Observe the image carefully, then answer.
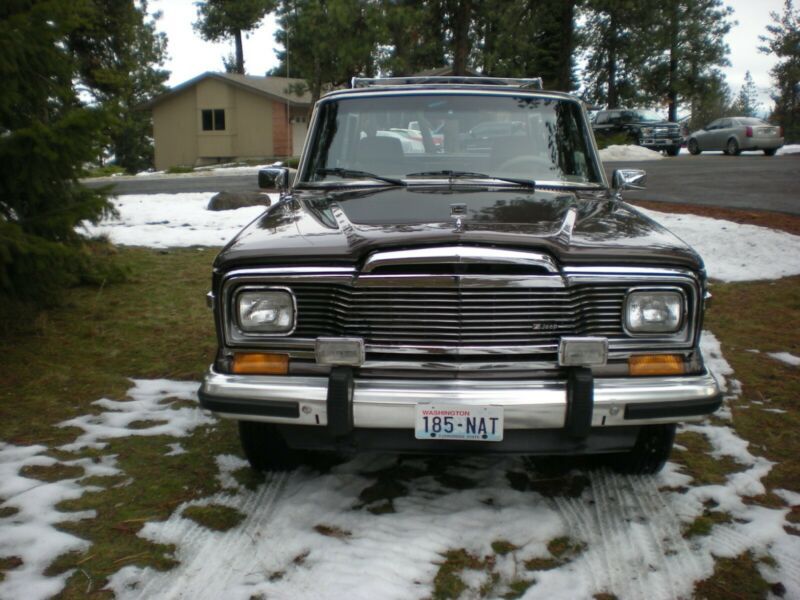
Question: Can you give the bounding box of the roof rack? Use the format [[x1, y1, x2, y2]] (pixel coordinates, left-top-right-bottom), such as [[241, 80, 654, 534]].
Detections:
[[350, 76, 543, 90]]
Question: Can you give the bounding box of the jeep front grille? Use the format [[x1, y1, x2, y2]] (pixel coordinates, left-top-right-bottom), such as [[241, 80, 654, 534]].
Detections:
[[290, 284, 627, 348]]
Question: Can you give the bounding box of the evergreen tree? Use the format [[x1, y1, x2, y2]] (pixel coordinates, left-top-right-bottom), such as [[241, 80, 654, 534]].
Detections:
[[580, 0, 654, 108], [642, 0, 734, 122], [479, 0, 579, 90], [377, 1, 446, 76], [0, 1, 113, 302], [194, 0, 275, 74], [271, 0, 382, 105], [732, 70, 761, 116], [759, 0, 800, 141], [70, 0, 169, 173], [687, 70, 732, 130]]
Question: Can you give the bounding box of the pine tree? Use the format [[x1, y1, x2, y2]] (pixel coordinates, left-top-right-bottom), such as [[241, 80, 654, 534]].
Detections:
[[732, 71, 761, 117], [271, 0, 381, 105], [580, 0, 655, 108], [759, 0, 800, 141], [70, 0, 169, 173], [642, 0, 734, 122], [687, 70, 732, 131], [0, 1, 113, 302], [194, 0, 276, 75]]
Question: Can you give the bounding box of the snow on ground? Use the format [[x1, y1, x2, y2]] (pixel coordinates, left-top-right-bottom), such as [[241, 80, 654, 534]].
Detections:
[[80, 193, 276, 249], [599, 145, 664, 161], [639, 207, 800, 282], [69, 339, 800, 599], [80, 191, 800, 284], [0, 445, 118, 600], [768, 352, 800, 367], [778, 144, 800, 155], [2, 334, 797, 599]]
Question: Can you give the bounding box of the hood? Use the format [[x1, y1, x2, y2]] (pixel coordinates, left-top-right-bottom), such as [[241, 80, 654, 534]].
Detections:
[[215, 186, 703, 272]]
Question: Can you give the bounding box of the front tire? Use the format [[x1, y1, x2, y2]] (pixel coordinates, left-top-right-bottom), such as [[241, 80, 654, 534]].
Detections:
[[726, 138, 741, 156], [688, 139, 701, 155], [607, 424, 676, 475], [666, 146, 681, 157], [238, 421, 304, 472]]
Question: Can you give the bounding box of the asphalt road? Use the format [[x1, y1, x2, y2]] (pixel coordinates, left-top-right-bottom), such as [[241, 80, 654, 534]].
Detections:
[[604, 154, 800, 215], [86, 153, 800, 215]]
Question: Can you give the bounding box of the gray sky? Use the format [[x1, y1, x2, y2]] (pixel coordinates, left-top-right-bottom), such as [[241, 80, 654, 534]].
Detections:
[[153, 0, 784, 109]]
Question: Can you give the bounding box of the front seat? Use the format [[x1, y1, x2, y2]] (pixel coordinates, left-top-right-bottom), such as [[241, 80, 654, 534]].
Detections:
[[355, 135, 404, 174]]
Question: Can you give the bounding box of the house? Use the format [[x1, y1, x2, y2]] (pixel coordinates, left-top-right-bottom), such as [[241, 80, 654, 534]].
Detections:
[[146, 72, 312, 171]]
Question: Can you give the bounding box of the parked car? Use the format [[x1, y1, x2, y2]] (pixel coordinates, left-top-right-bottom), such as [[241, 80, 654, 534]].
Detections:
[[199, 76, 720, 475], [592, 108, 683, 156], [687, 117, 784, 156]]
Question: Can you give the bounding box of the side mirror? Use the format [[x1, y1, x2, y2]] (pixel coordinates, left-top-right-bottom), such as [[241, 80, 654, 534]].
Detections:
[[258, 167, 290, 191], [612, 168, 647, 192]]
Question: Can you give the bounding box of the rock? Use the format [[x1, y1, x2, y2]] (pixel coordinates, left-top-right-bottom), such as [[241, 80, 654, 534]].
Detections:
[[207, 191, 271, 211]]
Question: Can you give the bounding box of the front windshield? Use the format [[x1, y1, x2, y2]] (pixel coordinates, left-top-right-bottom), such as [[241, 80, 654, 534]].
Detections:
[[302, 93, 602, 186], [623, 110, 663, 123]]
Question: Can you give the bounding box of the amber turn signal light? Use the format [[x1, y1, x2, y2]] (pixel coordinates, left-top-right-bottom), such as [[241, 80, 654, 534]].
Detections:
[[232, 352, 289, 375], [628, 354, 685, 376]]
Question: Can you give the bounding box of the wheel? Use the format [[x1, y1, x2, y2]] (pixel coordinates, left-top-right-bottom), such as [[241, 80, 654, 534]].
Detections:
[[238, 421, 304, 471], [726, 138, 740, 156], [688, 139, 701, 155], [764, 148, 777, 156], [665, 146, 680, 157], [606, 424, 676, 475]]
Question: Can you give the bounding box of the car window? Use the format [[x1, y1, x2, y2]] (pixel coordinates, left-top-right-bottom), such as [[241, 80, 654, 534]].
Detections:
[[737, 117, 768, 126], [595, 112, 608, 125], [705, 119, 721, 130], [719, 119, 732, 129], [303, 93, 603, 185]]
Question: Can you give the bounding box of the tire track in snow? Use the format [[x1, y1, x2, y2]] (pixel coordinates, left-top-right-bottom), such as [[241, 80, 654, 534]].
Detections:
[[124, 471, 290, 599], [554, 469, 703, 600]]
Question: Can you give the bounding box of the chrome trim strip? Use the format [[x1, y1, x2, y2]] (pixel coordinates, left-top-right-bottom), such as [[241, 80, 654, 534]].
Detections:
[[201, 368, 720, 428], [354, 274, 565, 288], [362, 246, 559, 273]]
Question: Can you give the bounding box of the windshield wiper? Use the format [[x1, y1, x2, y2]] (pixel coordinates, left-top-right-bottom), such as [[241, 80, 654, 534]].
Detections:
[[316, 167, 406, 186], [405, 170, 536, 189]]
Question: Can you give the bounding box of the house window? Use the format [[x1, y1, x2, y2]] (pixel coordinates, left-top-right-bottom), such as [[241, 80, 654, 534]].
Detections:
[[201, 109, 226, 131]]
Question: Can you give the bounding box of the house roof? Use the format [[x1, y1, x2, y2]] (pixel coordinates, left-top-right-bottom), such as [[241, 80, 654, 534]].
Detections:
[[144, 72, 312, 109]]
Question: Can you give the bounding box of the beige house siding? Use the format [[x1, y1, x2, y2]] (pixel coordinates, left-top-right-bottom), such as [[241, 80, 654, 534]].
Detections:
[[233, 88, 273, 159], [152, 88, 197, 170], [196, 78, 235, 163]]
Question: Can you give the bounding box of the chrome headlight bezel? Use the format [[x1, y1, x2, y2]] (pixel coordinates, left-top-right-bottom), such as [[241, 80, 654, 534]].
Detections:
[[232, 286, 297, 337], [623, 287, 686, 335]]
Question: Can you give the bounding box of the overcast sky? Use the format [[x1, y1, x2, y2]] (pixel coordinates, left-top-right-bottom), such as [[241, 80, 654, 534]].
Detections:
[[152, 0, 785, 109]]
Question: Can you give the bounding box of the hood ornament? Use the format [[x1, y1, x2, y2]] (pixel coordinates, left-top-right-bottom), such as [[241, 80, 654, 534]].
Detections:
[[450, 203, 467, 232]]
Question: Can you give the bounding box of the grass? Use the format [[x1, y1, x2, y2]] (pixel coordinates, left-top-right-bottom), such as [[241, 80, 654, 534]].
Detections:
[[182, 504, 245, 532], [0, 247, 798, 596], [165, 165, 195, 174]]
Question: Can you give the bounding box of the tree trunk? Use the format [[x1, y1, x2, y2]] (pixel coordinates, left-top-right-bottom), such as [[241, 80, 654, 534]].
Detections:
[[452, 0, 471, 75], [234, 28, 245, 74], [556, 0, 576, 91], [607, 11, 618, 108], [667, 5, 679, 122]]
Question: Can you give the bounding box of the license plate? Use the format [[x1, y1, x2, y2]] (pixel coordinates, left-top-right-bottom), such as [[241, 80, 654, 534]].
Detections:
[[414, 404, 504, 441]]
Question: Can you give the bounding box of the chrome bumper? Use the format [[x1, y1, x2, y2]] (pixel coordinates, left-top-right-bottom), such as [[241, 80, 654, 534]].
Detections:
[[199, 367, 721, 429]]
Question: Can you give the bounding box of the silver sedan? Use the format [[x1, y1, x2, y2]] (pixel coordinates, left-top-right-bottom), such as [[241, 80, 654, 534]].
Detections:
[[687, 117, 784, 156]]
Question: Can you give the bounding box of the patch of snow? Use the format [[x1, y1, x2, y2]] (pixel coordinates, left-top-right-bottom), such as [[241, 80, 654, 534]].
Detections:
[[0, 444, 118, 600], [165, 443, 187, 457], [80, 193, 277, 249], [762, 408, 788, 414], [599, 144, 665, 161], [767, 352, 800, 367], [639, 207, 800, 282], [58, 379, 216, 451], [777, 144, 800, 155]]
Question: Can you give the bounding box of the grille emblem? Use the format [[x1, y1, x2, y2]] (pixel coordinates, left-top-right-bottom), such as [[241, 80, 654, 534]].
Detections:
[[532, 323, 560, 331], [451, 203, 466, 232]]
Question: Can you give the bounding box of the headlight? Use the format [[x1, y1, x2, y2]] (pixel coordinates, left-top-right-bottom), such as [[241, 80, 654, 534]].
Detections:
[[624, 290, 684, 334], [640, 127, 653, 136], [236, 288, 296, 334]]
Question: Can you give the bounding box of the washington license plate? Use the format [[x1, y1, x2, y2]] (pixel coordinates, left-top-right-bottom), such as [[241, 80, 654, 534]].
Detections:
[[414, 404, 504, 442]]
